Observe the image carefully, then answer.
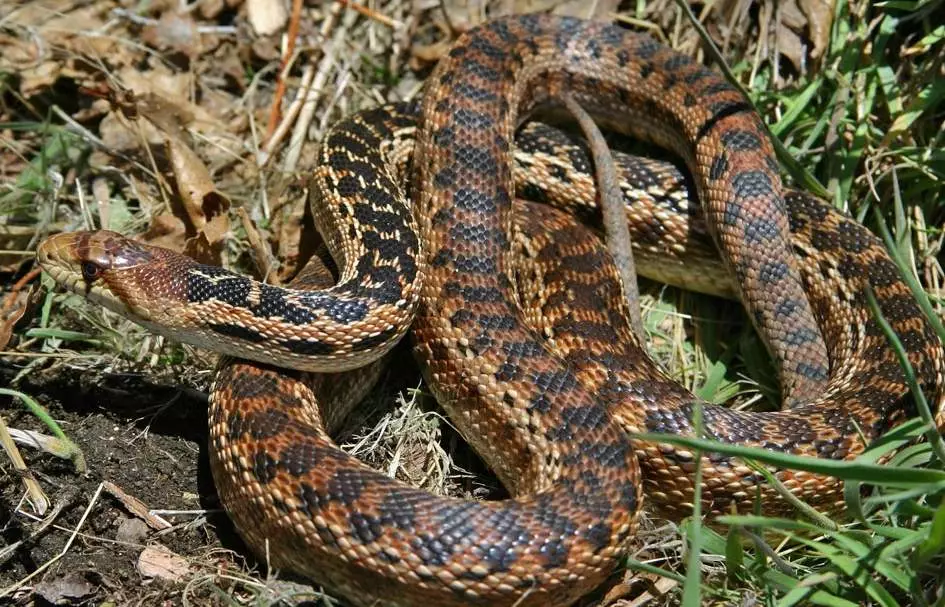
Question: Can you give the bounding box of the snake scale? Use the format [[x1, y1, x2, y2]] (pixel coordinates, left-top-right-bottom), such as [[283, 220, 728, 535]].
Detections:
[[36, 14, 945, 607]]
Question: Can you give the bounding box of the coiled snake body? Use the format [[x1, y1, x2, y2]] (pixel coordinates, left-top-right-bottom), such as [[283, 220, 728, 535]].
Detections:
[[37, 14, 945, 607]]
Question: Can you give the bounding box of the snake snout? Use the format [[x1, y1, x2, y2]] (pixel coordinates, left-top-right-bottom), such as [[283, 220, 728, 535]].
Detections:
[[38, 231, 158, 276]]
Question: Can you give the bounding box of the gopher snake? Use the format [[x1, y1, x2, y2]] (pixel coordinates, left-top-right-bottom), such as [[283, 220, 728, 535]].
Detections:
[[36, 14, 944, 607]]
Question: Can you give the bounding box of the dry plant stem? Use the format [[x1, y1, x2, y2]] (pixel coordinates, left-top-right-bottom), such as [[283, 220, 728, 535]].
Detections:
[[337, 0, 403, 28], [559, 93, 645, 338], [284, 11, 353, 172], [258, 3, 342, 167], [0, 415, 48, 515], [0, 488, 76, 566], [237, 207, 277, 284], [102, 481, 172, 530], [258, 63, 315, 169], [0, 482, 104, 598], [264, 0, 305, 141]]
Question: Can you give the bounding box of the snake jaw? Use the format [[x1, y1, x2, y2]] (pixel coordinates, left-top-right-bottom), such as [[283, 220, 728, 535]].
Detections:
[[36, 230, 162, 322]]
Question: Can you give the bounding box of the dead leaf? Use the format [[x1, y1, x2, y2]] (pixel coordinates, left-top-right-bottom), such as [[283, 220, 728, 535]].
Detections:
[[0, 268, 41, 351], [775, 0, 834, 70], [440, 0, 490, 32], [270, 177, 311, 284], [197, 0, 226, 20], [141, 214, 188, 252], [116, 517, 151, 545], [238, 207, 277, 283], [138, 545, 191, 582], [410, 20, 453, 67], [138, 92, 194, 142], [142, 11, 203, 57], [116, 64, 225, 134], [184, 212, 228, 265], [798, 0, 834, 60], [776, 22, 806, 73], [165, 135, 231, 237], [19, 61, 62, 98], [97, 110, 145, 154]]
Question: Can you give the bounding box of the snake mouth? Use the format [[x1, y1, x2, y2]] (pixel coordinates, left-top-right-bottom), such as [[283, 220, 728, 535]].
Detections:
[[36, 237, 86, 295], [36, 232, 151, 322]]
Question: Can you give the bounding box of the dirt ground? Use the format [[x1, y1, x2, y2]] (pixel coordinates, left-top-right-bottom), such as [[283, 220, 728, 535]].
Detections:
[[0, 0, 848, 604]]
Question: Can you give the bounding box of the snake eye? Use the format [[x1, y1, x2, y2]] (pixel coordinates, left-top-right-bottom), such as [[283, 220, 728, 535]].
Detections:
[[81, 261, 102, 282]]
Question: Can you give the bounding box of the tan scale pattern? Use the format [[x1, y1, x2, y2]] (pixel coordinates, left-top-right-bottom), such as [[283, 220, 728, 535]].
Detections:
[[36, 14, 945, 607]]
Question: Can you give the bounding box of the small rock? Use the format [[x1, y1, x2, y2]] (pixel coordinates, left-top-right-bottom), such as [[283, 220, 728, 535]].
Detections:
[[34, 571, 98, 604], [116, 517, 150, 544]]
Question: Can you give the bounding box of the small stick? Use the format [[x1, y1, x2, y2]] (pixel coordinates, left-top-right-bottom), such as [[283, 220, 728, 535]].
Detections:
[[258, 3, 342, 167], [102, 481, 172, 530], [337, 0, 402, 28], [264, 0, 305, 142]]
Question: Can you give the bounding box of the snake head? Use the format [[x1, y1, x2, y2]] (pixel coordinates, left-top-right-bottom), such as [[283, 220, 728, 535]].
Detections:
[[36, 230, 186, 323]]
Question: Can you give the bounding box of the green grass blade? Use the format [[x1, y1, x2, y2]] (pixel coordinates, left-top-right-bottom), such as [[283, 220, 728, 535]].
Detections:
[[631, 432, 945, 485], [681, 401, 704, 607], [865, 287, 945, 465]]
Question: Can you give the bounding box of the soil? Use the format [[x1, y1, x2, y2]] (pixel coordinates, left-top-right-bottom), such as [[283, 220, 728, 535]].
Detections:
[[1, 355, 264, 604]]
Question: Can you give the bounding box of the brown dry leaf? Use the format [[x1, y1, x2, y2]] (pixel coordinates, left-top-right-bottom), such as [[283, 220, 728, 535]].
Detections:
[[246, 0, 288, 36], [127, 87, 230, 243], [22, 0, 106, 31], [137, 91, 194, 142], [142, 10, 203, 58], [237, 207, 276, 283], [776, 0, 834, 70], [18, 61, 64, 98], [269, 177, 310, 284], [798, 0, 834, 60], [165, 136, 230, 236], [410, 17, 453, 67], [34, 571, 98, 604], [116, 64, 225, 135], [183, 219, 226, 266], [137, 545, 191, 582], [3, 1, 117, 97], [251, 36, 283, 62], [776, 22, 806, 73], [439, 0, 490, 32], [97, 110, 145, 154], [197, 0, 226, 20], [0, 305, 23, 352], [0, 271, 40, 351], [141, 213, 188, 252], [0, 32, 38, 70]]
